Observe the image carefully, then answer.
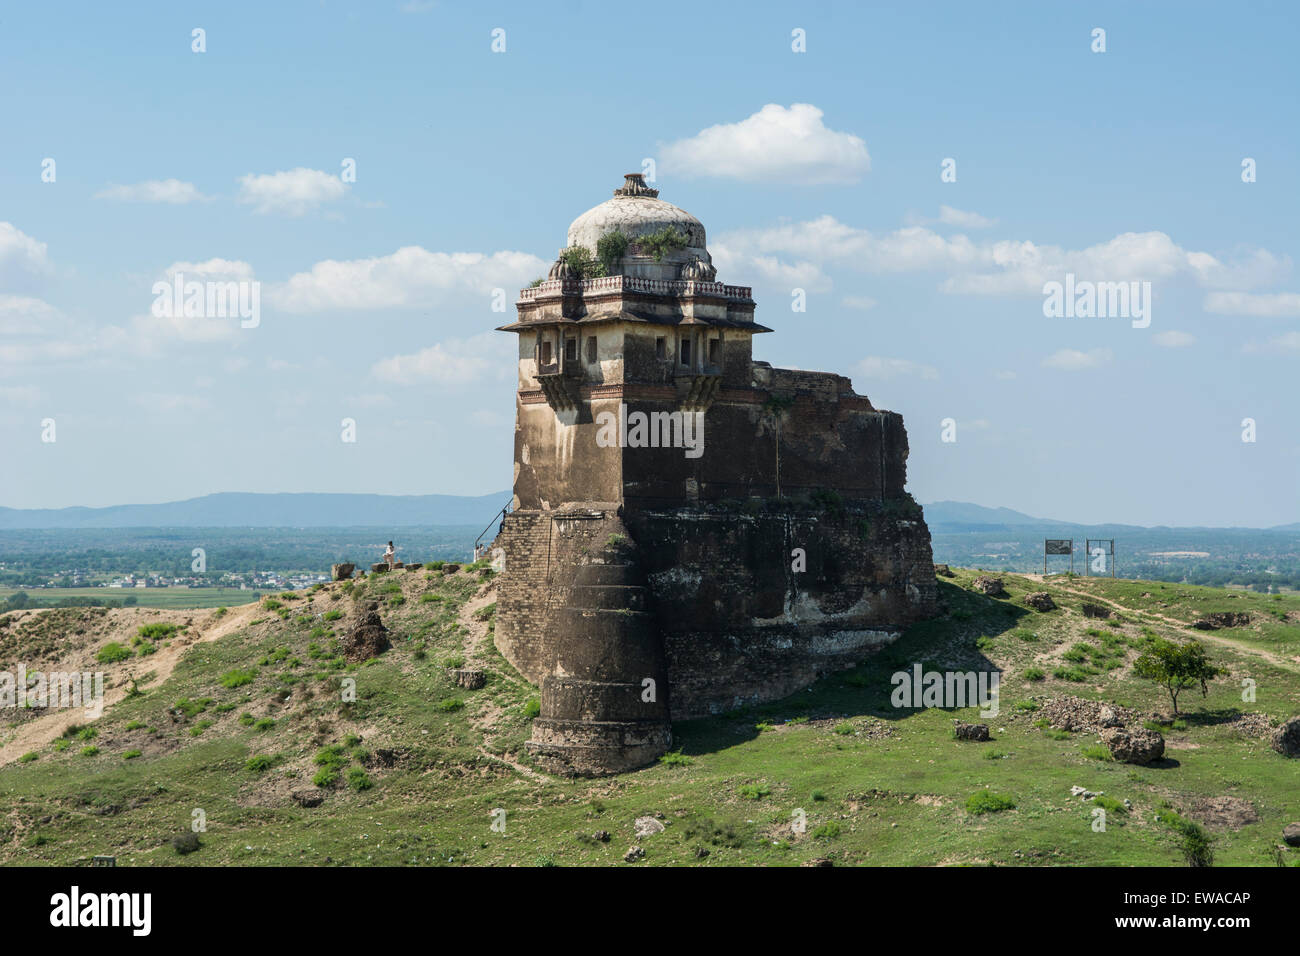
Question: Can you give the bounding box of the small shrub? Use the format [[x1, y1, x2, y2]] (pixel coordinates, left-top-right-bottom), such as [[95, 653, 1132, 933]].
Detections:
[[80, 745, 100, 757], [219, 667, 258, 689], [137, 622, 178, 641], [313, 768, 339, 788], [659, 751, 693, 767], [811, 821, 841, 840], [245, 754, 275, 773], [172, 832, 201, 855], [346, 767, 373, 791], [96, 642, 133, 664], [1024, 667, 1046, 681], [437, 698, 465, 713], [1081, 744, 1114, 761], [522, 697, 540, 719], [965, 791, 1016, 815], [738, 783, 771, 800], [19, 751, 38, 763], [122, 749, 142, 760], [832, 721, 855, 736]]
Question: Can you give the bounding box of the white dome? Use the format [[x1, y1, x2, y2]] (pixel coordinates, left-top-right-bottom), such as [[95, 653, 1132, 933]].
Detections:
[[566, 174, 707, 256]]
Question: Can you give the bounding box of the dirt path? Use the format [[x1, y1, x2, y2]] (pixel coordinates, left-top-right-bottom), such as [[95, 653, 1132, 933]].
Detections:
[[0, 601, 263, 767], [1042, 580, 1299, 673]]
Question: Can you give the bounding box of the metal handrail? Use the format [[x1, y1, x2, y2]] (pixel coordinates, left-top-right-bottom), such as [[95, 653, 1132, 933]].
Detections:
[[475, 499, 512, 553]]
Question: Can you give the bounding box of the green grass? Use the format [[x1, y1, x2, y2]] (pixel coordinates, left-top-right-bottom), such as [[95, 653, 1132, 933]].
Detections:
[[0, 586, 272, 610], [1, 567, 1297, 867]]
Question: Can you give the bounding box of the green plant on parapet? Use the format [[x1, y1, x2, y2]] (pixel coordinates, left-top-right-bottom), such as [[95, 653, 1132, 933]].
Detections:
[[595, 230, 629, 274], [557, 245, 607, 280], [633, 226, 688, 262]]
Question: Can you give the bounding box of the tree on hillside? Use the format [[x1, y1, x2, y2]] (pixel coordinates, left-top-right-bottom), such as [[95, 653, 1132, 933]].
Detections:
[[1133, 638, 1228, 716]]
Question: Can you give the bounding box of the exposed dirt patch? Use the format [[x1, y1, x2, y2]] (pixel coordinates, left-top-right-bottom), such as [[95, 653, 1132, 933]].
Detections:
[[1183, 796, 1259, 831]]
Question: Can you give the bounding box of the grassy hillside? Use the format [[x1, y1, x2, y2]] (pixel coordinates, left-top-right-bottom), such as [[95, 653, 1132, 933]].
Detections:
[[1, 565, 1297, 867]]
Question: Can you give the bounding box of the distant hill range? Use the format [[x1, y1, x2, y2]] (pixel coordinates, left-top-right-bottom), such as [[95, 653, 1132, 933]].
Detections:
[[0, 492, 514, 529], [920, 500, 1298, 533], [0, 493, 1294, 532]]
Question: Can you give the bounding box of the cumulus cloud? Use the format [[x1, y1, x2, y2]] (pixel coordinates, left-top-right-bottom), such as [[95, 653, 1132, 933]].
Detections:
[[1204, 291, 1300, 317], [237, 167, 347, 216], [855, 356, 940, 380], [1152, 330, 1196, 348], [372, 333, 514, 386], [271, 247, 546, 312], [937, 206, 997, 229], [1042, 348, 1113, 370], [0, 222, 52, 284], [94, 179, 211, 204], [716, 216, 1288, 301], [659, 104, 870, 185]]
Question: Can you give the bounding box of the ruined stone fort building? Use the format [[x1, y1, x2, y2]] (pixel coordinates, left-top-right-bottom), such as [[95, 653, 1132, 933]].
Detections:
[[494, 174, 937, 774]]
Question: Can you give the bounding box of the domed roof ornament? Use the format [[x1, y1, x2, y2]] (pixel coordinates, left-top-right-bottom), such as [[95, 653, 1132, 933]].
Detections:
[[547, 256, 573, 280], [681, 255, 717, 282], [613, 172, 659, 199]]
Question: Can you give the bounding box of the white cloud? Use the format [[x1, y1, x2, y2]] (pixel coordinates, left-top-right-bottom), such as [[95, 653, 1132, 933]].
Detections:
[[0, 222, 52, 282], [840, 295, 877, 310], [717, 216, 1288, 301], [161, 258, 255, 281], [272, 247, 546, 312], [0, 385, 41, 405], [1204, 291, 1300, 317], [371, 332, 514, 386], [237, 167, 346, 216], [131, 392, 211, 412], [94, 179, 211, 204], [1152, 330, 1196, 348], [855, 356, 940, 380], [994, 370, 1017, 380], [0, 295, 59, 336], [1243, 331, 1300, 355], [659, 104, 870, 185], [937, 206, 997, 229], [1042, 347, 1113, 370]]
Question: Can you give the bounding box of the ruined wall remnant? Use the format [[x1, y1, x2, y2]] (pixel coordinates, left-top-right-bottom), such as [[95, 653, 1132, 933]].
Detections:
[[491, 174, 938, 775]]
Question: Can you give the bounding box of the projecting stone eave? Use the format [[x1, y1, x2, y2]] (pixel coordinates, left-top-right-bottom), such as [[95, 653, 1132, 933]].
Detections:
[[495, 312, 772, 334]]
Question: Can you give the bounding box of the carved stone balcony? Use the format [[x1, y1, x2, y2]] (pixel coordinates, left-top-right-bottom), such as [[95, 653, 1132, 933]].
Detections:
[[536, 362, 583, 411]]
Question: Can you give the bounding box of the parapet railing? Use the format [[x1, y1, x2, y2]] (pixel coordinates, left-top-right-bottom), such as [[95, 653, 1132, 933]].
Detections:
[[518, 275, 752, 302]]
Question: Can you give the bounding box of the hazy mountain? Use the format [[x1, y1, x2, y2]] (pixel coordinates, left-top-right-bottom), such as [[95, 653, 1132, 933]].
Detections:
[[0, 493, 1293, 532], [0, 492, 514, 529]]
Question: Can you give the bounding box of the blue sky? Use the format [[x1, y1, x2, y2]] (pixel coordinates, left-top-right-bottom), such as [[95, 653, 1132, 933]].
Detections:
[[1, 1, 1297, 526]]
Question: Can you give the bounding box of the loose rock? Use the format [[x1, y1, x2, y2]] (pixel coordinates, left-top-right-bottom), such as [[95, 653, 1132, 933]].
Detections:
[[953, 720, 990, 741], [1270, 716, 1300, 757], [1024, 592, 1056, 611], [1101, 727, 1165, 765]]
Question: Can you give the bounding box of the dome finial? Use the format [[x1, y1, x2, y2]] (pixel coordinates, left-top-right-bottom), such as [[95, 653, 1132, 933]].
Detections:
[[614, 172, 659, 199]]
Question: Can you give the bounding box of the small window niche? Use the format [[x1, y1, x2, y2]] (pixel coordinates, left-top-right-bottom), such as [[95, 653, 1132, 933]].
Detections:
[[655, 336, 666, 360], [565, 337, 577, 362], [586, 336, 598, 364], [679, 338, 691, 366], [540, 341, 553, 366], [708, 337, 720, 366]]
